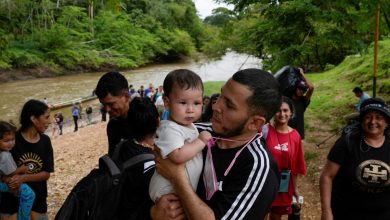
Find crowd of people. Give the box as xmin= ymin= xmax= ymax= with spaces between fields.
xmin=1 ymin=66 xmax=389 ymax=220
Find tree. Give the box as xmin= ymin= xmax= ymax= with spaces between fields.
xmin=212 ymin=0 xmax=390 ymax=72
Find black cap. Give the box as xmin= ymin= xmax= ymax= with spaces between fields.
xmin=359 ymin=98 xmax=390 ymax=122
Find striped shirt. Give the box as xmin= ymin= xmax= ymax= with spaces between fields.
xmin=196 ymin=123 xmax=279 ymax=220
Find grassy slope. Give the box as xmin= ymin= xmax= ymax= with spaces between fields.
xmin=306 ymin=39 xmax=390 ymax=137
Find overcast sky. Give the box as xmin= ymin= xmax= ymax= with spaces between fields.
xmin=193 ymin=0 xmax=233 ymax=19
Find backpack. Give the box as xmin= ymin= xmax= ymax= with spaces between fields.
xmin=274 ymin=65 xmax=304 ymax=97
xmin=54 ymin=142 xmax=154 ymax=220
xmin=341 ymin=120 xmax=361 ymax=151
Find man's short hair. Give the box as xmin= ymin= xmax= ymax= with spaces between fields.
xmin=353 ymin=87 xmax=363 ymax=93
xmin=95 ymin=71 xmax=129 ymax=99
xmin=163 ymin=69 xmax=203 ymax=98
xmin=232 ymin=68 xmax=282 ymax=122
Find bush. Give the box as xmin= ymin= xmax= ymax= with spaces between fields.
xmin=324 ymin=63 xmax=335 ymax=71
xmin=5 ymin=48 xmax=44 ymax=67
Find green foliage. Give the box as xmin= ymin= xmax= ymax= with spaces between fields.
xmin=0 ymin=0 xmax=205 ymax=72
xmin=165 ymin=29 xmax=196 ymax=57
xmin=4 ymin=47 xmax=44 ymax=68
xmin=204 ymin=7 xmax=237 ymax=27
xmin=213 ymin=0 xmax=390 ymax=72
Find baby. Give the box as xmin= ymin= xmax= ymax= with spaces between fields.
xmin=0 ymin=121 xmax=35 ymax=220
xmin=149 ymin=69 xmax=211 ymax=201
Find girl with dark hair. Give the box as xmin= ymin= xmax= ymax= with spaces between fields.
xmin=201 ymin=93 xmax=220 ymax=122
xmin=264 ymin=96 xmax=307 ymax=220
xmin=0 ymin=99 xmax=54 ymax=220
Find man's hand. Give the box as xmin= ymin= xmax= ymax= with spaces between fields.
xmin=154 ymin=147 xmax=186 ymax=181
xmin=151 ymin=194 xmax=185 ymax=220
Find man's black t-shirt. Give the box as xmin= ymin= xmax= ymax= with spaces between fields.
xmin=107 ymin=117 xmax=133 ymax=157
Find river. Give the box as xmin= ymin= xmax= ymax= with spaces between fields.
xmin=0 ymin=52 xmax=262 ymax=122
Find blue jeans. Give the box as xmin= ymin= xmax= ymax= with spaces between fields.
xmin=0 ymin=182 xmax=35 ymax=220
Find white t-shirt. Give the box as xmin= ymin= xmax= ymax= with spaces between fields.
xmin=149 ymin=120 xmax=203 ymax=201
xmin=155 ymin=95 xmax=164 ymax=107
xmin=0 ymin=151 xmax=17 ymax=176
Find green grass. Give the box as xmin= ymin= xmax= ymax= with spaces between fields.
xmin=305 ymin=39 xmax=390 ymax=132
xmin=204 ymin=81 xmax=225 ymax=96
xmin=304 ymin=151 xmax=318 ymax=163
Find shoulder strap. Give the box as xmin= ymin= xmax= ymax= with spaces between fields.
xmin=99 ymin=155 xmax=121 ymax=177
xmin=111 ymin=139 xmax=128 ymax=161
xmin=122 ymin=154 xmax=155 ymax=170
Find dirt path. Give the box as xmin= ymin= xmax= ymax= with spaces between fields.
xmin=46 ymin=116 xmax=338 ymax=219
xmin=47 ymin=121 xmax=108 ymax=218
xmin=298 ymin=112 xmax=341 ymax=219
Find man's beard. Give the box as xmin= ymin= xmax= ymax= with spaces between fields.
xmin=215 ymin=118 xmax=248 ymax=138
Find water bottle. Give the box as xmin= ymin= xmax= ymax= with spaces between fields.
xmin=288 ymin=196 xmax=303 ymax=220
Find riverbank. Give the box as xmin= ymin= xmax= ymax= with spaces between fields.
xmin=0 ymin=63 xmax=131 ymax=83
xmin=0 ymin=54 xmax=194 ymax=84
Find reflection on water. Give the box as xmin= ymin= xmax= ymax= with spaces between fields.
xmin=0 ymin=52 xmax=261 ymax=121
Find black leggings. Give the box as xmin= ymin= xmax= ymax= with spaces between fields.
xmin=73 ymin=115 xmax=78 ymax=131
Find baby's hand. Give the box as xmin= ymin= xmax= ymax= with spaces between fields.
xmin=199 ymin=131 xmax=212 ymax=145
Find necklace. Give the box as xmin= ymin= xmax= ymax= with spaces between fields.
xmin=363 ymin=135 xmax=385 ymax=147
xmin=133 ymin=139 xmax=154 ymax=149
xmin=360 ymin=135 xmax=386 ymax=152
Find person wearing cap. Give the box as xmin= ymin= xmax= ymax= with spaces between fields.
xmin=288 ymin=68 xmax=314 ymax=140
xmin=320 ymin=98 xmax=390 ymax=220
xmin=352 ymin=87 xmax=371 ymax=112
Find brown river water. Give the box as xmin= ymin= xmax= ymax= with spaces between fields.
xmin=0 ymin=52 xmax=262 ymax=122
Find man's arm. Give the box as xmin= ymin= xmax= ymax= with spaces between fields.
xmin=299 ymin=68 xmax=314 ymax=101
xmin=107 ymin=119 xmax=121 ymax=157
xmin=154 ymin=150 xmax=215 ymax=220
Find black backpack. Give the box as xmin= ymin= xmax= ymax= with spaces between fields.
xmin=341 ymin=120 xmax=361 ymax=151
xmin=54 ymin=144 xmax=154 ymax=220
